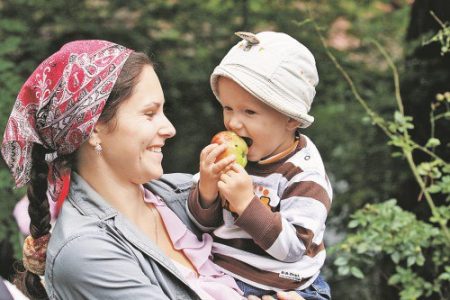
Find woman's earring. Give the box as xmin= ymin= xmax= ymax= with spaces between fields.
xmin=94 ymin=143 xmax=103 ymax=155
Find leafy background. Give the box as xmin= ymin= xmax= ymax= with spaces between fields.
xmin=0 ymin=0 xmax=448 ymax=299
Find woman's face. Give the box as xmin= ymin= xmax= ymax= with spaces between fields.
xmin=96 ymin=65 xmax=176 ymax=184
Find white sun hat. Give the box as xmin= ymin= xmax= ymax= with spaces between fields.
xmin=210 ymin=31 xmax=319 ymax=128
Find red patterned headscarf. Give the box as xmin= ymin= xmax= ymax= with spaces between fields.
xmin=1 ymin=40 xmax=133 ymax=202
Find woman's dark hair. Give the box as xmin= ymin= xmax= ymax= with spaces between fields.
xmin=15 ymin=51 xmax=153 ymax=299
xmin=99 ymin=52 xmax=153 ymax=125
xmin=0 ymin=221 xmax=16 ymax=280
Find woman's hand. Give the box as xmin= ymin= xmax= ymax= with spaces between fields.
xmin=247 ymin=291 xmax=305 ymax=300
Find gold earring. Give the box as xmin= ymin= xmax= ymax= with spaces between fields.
xmin=94 ymin=143 xmax=103 ymax=155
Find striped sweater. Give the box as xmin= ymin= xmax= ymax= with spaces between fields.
xmin=187 ymin=134 xmax=332 ymax=291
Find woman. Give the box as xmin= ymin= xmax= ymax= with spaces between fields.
xmin=1 ymin=40 xmax=303 ymax=300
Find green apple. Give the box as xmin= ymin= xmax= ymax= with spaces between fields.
xmin=211 ymin=131 xmax=248 ymax=167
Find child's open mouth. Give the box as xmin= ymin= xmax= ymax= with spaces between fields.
xmin=242 ymin=136 xmax=253 ymax=147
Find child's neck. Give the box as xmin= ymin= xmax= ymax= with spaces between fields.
xmin=258 ymin=138 xmax=300 ymax=165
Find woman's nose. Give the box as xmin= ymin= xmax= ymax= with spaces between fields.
xmin=160 ymin=114 xmax=176 ymax=138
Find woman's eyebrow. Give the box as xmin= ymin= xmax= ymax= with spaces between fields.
xmin=141 ymin=102 xmax=161 ymax=110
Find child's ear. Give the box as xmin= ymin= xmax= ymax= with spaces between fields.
xmin=286 ymin=118 xmax=301 ymax=131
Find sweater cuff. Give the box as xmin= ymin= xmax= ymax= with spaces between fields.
xmin=235 ymin=196 xmax=282 ymax=250
xmin=188 ymin=185 xmax=223 ymax=227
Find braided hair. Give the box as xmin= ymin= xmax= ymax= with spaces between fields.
xmin=15 ymin=144 xmax=51 ymax=299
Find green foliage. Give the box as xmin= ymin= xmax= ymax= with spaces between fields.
xmin=322 ymin=9 xmax=450 ymax=299
xmin=388 ymin=267 xmax=434 ymax=299
xmin=0 ymin=8 xmax=31 ymax=260
xmin=423 ymin=12 xmax=450 ymax=55
xmin=305 ymin=2 xmax=413 ymax=242
xmin=331 ymin=200 xmax=448 ymax=299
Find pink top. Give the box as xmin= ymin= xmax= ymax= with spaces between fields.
xmin=143 ymin=189 xmax=244 ymax=300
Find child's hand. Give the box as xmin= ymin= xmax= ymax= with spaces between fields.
xmin=218 ymin=163 xmax=254 ymax=214
xmin=199 ymin=143 xmax=236 ymax=205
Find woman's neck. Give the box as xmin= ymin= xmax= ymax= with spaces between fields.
xmin=77 ymin=163 xmax=146 ymax=221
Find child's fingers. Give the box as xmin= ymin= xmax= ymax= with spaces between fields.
xmin=200 ymin=144 xmax=226 ymax=166
xmin=200 ymin=144 xmax=218 ymax=161
xmin=217 ymin=179 xmax=226 ymax=191
xmin=205 ymin=143 xmax=227 ymax=164
xmin=219 ymin=170 xmax=232 ymax=183
xmin=230 ymin=162 xmax=246 ymax=173
xmin=217 ymin=168 xmax=238 ymax=183
xmin=213 ymin=154 xmax=236 ymax=172
xmin=223 ymin=164 xmax=233 ymax=172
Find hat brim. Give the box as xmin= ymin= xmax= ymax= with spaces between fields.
xmin=211 ymin=65 xmax=314 ymax=128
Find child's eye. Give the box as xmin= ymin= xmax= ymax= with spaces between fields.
xmin=245 ymin=109 xmax=256 ymax=115
xmin=223 ymin=106 xmax=232 ymax=112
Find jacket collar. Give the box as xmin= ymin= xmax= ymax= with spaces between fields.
xmin=68 ymin=172 xmax=118 ymax=220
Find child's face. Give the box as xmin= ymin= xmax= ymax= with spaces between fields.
xmin=217 ymin=77 xmax=299 ymax=162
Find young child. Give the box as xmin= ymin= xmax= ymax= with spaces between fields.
xmin=187 ymin=31 xmax=332 ymax=299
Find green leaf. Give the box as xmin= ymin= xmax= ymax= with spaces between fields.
xmin=334 ymin=256 xmax=348 ymax=266
xmin=426 ymin=185 xmax=441 ymax=193
xmin=356 ymin=243 xmax=368 ymax=254
xmin=425 ymin=138 xmax=441 ymax=148
xmin=348 ymin=220 xmax=359 ymax=228
xmin=338 ymin=265 xmax=350 ymax=276
xmin=350 ymin=266 xmax=364 ymax=279
xmin=416 ymin=254 xmax=425 ymax=266
xmin=388 ymin=273 xmax=401 ymax=285
xmin=391 ymin=251 xmax=400 ymax=263
xmin=407 ymin=256 xmax=416 ymax=267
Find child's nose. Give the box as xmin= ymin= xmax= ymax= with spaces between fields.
xmin=227 ymin=115 xmax=243 ymax=130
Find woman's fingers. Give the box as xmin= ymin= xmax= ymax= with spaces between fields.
xmin=246 ymin=295 xmax=275 ymax=300
xmin=246 ymin=296 xmax=275 ymax=300
xmin=246 ymin=291 xmax=305 ymax=300
xmin=276 ymin=291 xmax=305 ymax=300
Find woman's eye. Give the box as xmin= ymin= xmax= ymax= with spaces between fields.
xmin=145 ymin=112 xmax=155 ymax=118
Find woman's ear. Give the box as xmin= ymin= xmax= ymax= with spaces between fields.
xmin=286 ymin=118 xmax=301 ymax=131
xmin=88 ymin=123 xmax=105 ymax=147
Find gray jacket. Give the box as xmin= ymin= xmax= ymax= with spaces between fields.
xmin=45 ymin=173 xmax=202 ymax=300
